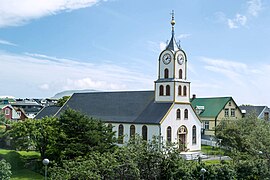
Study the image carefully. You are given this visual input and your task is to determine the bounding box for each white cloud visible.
[159,42,166,51]
[196,56,270,105]
[0,52,153,97]
[247,0,262,17]
[0,39,17,46]
[177,34,191,39]
[219,0,262,29]
[227,14,247,29]
[0,0,101,28]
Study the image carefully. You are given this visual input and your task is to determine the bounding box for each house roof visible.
[56,91,172,124]
[35,105,61,119]
[239,106,267,117]
[190,97,232,118]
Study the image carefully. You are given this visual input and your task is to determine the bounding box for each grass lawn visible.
[0,149,43,180]
[201,145,225,156]
[11,169,43,180]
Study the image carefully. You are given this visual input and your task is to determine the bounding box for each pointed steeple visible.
[166,10,180,51]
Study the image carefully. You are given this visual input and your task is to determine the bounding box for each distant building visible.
[239,105,270,121]
[0,104,20,120]
[191,96,243,138]
[13,99,43,118]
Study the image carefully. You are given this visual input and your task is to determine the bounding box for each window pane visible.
[166,85,170,96]
[192,125,196,144]
[130,125,135,137]
[167,126,171,142]
[142,125,147,141]
[184,109,188,119]
[118,124,124,144]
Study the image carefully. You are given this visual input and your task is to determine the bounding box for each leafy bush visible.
[0,159,12,180]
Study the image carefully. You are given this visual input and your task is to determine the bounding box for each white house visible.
[56,13,201,152]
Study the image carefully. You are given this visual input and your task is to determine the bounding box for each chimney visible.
[192,94,196,99]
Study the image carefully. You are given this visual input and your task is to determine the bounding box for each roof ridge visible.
[73,90,154,95]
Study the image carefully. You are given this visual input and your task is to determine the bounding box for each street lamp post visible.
[218,139,222,161]
[42,158,49,180]
[200,168,206,180]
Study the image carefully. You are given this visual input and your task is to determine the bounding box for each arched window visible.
[166,85,170,96]
[183,86,187,96]
[184,109,188,119]
[118,124,124,144]
[164,68,169,78]
[159,85,164,96]
[142,125,147,141]
[178,85,182,96]
[176,109,181,119]
[192,125,197,144]
[167,126,172,142]
[130,125,135,138]
[179,69,183,79]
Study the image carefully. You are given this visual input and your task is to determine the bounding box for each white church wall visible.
[160,103,201,151]
[110,123,160,144]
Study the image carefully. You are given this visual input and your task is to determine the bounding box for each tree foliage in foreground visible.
[216,114,270,179]
[52,108,116,162]
[49,136,238,180]
[0,159,12,180]
[7,109,116,162]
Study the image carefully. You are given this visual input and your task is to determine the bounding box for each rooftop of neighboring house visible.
[239,105,269,117]
[190,96,233,118]
[35,105,61,119]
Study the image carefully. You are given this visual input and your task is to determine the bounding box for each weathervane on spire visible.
[170,10,175,36]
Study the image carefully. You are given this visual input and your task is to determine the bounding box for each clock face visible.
[162,53,171,65]
[177,54,184,65]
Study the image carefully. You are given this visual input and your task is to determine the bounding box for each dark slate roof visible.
[166,36,180,51]
[56,91,172,124]
[239,106,266,117]
[35,105,61,119]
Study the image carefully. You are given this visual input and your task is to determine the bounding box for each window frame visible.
[176,109,181,119]
[5,108,10,115]
[130,125,136,138]
[192,125,196,145]
[184,109,188,119]
[159,85,164,96]
[164,68,169,79]
[167,126,172,142]
[225,108,229,117]
[142,125,148,141]
[118,124,124,144]
[231,108,235,117]
[204,121,209,130]
[166,85,170,96]
[183,86,187,96]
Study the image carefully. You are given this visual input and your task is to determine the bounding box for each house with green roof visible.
[191,96,243,137]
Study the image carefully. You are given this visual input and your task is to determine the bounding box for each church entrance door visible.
[178,126,187,151]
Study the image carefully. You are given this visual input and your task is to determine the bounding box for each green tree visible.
[7,117,57,159]
[56,96,70,107]
[53,109,116,162]
[0,159,12,180]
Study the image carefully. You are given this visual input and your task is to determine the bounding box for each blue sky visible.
[0,0,269,105]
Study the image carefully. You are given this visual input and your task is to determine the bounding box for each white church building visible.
[56,13,201,152]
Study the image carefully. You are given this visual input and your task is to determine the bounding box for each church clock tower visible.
[155,11,190,103]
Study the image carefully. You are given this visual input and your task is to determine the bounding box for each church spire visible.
[166,10,180,51]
